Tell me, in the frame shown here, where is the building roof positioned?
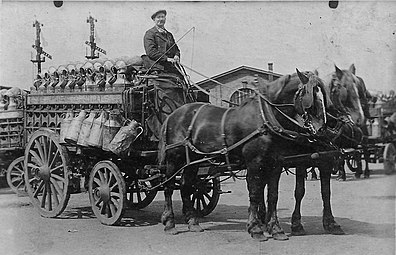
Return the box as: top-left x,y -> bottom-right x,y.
195,65 -> 283,90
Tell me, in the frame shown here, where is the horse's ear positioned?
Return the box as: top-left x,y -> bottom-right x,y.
335,65 -> 343,80
349,64 -> 356,74
314,69 -> 319,76
296,68 -> 309,84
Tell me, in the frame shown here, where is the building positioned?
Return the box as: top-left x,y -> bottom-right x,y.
195,64 -> 282,107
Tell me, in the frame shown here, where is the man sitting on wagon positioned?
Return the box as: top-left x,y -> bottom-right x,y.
142,9 -> 182,78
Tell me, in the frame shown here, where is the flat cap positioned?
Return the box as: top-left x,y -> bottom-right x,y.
151,10 -> 167,20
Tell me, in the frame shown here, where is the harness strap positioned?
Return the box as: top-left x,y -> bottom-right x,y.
256,91 -> 306,129
221,108 -> 233,171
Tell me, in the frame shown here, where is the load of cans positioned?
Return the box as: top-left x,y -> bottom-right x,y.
60,109 -> 142,155
31,56 -> 144,94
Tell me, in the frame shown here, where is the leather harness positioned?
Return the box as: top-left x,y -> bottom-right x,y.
163,90 -> 336,173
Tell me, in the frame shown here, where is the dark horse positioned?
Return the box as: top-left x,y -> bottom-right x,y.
327,64 -> 370,179
158,70 -> 333,241
290,67 -> 365,236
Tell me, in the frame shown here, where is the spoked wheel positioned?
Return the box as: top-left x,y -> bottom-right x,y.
6,156 -> 27,196
384,143 -> 396,174
192,176 -> 220,217
89,160 -> 126,225
346,152 -> 362,174
24,129 -> 70,218
127,178 -> 158,210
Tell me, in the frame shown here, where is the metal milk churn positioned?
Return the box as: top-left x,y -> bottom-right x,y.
32,74 -> 42,94
40,70 -> 50,94
0,90 -> 6,111
57,66 -> 68,92
102,111 -> 122,151
65,109 -> 87,144
87,111 -> 107,148
60,110 -> 74,144
108,119 -> 144,155
77,111 -> 96,146
371,118 -> 380,138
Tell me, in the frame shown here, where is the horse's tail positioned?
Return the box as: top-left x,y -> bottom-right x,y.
157,115 -> 170,167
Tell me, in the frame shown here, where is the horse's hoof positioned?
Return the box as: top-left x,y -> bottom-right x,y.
291,225 -> 306,236
273,232 -> 289,241
251,233 -> 268,241
263,231 -> 272,238
164,227 -> 179,235
188,224 -> 204,232
324,225 -> 345,235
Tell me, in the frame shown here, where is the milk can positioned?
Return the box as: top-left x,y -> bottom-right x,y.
86,111 -> 107,148
77,111 -> 96,146
102,111 -> 122,151
0,90 -> 6,111
108,119 -> 144,155
65,110 -> 87,144
60,110 -> 74,144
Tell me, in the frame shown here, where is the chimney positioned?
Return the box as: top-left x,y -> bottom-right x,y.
268,62 -> 273,81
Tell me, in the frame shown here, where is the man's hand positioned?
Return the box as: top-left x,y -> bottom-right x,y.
174,55 -> 180,63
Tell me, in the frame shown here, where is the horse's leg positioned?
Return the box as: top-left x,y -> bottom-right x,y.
266,166 -> 288,240
319,164 -> 345,235
337,159 -> 346,181
291,167 -> 306,236
180,166 -> 203,232
354,151 -> 363,179
246,160 -> 267,241
161,161 -> 178,235
363,147 -> 370,178
311,167 -> 318,180
258,176 -> 269,237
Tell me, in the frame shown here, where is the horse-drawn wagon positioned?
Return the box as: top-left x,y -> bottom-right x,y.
1,57 -> 231,225
345,97 -> 396,175
0,86 -> 26,196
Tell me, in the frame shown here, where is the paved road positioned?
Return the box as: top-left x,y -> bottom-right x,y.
0,163 -> 395,255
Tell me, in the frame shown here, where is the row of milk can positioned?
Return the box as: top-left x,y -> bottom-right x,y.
60,109 -> 143,155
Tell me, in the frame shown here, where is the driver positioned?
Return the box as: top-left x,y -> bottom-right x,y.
142,10 -> 181,75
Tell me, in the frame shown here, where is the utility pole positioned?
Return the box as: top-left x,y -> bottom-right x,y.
31,20 -> 52,74
85,15 -> 106,60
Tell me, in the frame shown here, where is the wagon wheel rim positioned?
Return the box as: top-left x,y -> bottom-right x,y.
89,161 -> 126,225
24,130 -> 70,218
191,176 -> 220,217
127,179 -> 158,210
6,156 -> 27,196
384,143 -> 396,174
346,153 -> 362,173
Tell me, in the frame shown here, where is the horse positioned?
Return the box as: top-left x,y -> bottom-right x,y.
290,68 -> 365,236
157,69 -> 332,241
328,64 -> 370,179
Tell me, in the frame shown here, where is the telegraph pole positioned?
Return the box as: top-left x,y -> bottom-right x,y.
85,15 -> 106,59
31,20 -> 52,74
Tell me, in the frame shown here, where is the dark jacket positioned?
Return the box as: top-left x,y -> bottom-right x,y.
143,26 -> 180,63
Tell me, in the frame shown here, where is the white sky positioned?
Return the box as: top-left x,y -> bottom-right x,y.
0,0 -> 395,93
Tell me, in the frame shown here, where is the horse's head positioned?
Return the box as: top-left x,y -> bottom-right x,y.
267,69 -> 328,133
293,69 -> 328,133
328,64 -> 365,126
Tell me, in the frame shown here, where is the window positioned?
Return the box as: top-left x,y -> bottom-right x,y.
229,88 -> 255,107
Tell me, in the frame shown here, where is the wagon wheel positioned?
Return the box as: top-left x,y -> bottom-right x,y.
384,143 -> 396,175
88,160 -> 126,225
127,178 -> 158,210
192,176 -> 220,217
6,156 -> 27,196
24,129 -> 70,218
346,152 -> 362,176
